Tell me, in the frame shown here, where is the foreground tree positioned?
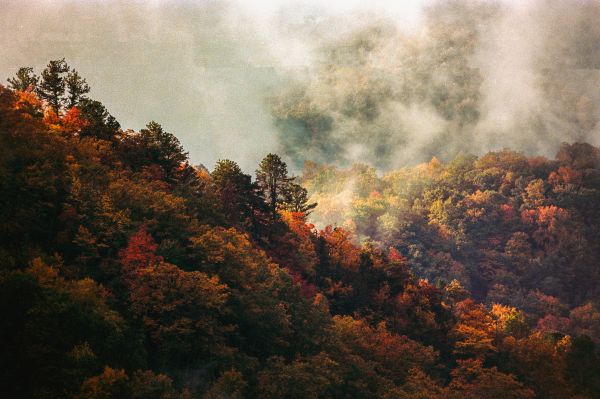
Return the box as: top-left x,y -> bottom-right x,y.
37,58 -> 69,113
211,159 -> 266,230
256,153 -> 293,216
282,183 -> 317,216
118,121 -> 188,182
78,98 -> 120,141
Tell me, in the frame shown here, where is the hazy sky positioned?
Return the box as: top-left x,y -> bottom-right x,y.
0,0 -> 426,170
2,0 -> 599,171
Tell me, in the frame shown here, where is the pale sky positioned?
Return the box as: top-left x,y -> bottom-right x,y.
0,0 -> 571,171
0,0 -> 433,170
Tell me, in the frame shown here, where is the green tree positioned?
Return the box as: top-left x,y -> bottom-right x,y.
65,69 -> 90,108
37,58 -> 69,113
78,98 -> 120,141
211,159 -> 266,229
7,66 -> 38,91
282,183 -> 317,216
143,121 -> 187,170
256,153 -> 293,216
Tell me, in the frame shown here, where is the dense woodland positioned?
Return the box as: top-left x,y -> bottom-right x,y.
1,60 -> 600,398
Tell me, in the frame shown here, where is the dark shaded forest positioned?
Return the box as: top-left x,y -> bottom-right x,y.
1,60 -> 599,399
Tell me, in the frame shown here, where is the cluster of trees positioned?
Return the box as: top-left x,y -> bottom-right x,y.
1,61 -> 599,398
8,59 -> 90,112
304,146 -> 600,346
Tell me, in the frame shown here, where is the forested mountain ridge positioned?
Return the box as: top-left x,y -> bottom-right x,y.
302,145 -> 600,312
1,61 -> 599,398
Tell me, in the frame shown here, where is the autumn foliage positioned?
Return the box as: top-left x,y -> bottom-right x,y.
1,64 -> 600,399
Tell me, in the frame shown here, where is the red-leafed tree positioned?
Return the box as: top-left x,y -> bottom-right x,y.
119,226 -> 162,278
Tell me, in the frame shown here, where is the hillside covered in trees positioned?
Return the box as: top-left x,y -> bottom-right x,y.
1,61 -> 600,399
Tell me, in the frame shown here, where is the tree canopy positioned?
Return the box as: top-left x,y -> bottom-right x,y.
1,61 -> 600,399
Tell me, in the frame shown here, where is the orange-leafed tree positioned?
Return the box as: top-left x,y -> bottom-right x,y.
451,299 -> 496,358
447,359 -> 535,399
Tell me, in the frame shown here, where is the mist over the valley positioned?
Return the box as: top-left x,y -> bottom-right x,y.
2,0 -> 600,171
272,0 -> 600,169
